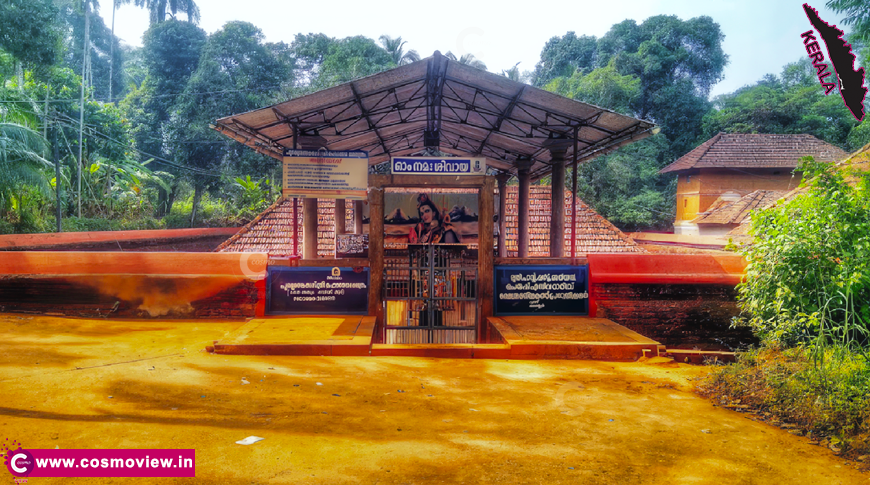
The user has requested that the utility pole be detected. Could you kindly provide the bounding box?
[54,121,62,232]
[78,0,90,218]
[108,0,116,104]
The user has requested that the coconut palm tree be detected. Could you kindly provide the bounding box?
[108,0,133,103]
[0,118,53,229]
[133,0,200,24]
[444,51,487,71]
[501,62,522,81]
[379,35,420,66]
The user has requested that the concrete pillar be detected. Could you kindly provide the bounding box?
[545,139,571,258]
[496,173,511,258]
[297,134,328,260]
[335,199,346,235]
[353,200,364,234]
[516,157,533,258]
[303,198,318,259]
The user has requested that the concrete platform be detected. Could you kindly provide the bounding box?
[212,315,375,356]
[215,314,663,361]
[486,316,664,361]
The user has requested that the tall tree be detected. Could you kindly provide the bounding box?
[598,15,727,156]
[133,0,200,24]
[0,0,62,72]
[169,21,292,225]
[58,0,126,102]
[703,58,857,149]
[444,51,486,70]
[545,61,640,114]
[108,0,134,103]
[120,19,206,215]
[314,36,393,88]
[532,32,598,87]
[537,15,727,230]
[379,35,420,66]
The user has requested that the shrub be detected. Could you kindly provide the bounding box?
[737,157,870,347]
[164,191,236,228]
[701,343,870,455]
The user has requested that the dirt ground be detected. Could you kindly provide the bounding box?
[0,314,866,484]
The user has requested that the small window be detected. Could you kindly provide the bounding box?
[684,199,687,208]
[686,175,691,182]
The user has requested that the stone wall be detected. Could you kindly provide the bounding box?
[0,252,267,319]
[588,254,756,350]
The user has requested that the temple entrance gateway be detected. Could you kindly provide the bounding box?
[380,186,481,344]
[212,52,658,349]
[384,244,477,344]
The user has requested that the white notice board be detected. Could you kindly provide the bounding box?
[283,149,368,199]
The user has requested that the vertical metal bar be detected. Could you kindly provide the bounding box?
[292,124,298,257]
[293,198,298,256]
[428,245,434,343]
[571,126,579,259]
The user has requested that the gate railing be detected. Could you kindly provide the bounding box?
[384,244,477,344]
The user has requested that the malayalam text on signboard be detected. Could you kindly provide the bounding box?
[391,157,486,176]
[494,265,588,315]
[283,149,368,199]
[267,266,370,315]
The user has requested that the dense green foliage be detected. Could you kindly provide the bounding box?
[0,7,867,234]
[702,344,870,455]
[737,157,870,347]
[703,59,860,149]
[707,154,870,458]
[538,15,728,229]
[0,0,62,70]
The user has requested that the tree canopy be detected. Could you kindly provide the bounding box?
[0,0,62,70]
[703,58,859,149]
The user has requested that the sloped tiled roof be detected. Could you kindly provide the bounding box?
[660,133,848,174]
[728,145,870,236]
[692,190,788,225]
[502,186,642,254]
[216,186,643,255]
[214,198,354,257]
[214,197,301,256]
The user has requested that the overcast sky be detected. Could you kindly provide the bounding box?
[98,0,847,98]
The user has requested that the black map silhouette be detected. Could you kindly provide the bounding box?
[804,3,867,121]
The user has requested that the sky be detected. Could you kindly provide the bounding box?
[98,0,848,98]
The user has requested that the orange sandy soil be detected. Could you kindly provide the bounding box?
[0,314,864,484]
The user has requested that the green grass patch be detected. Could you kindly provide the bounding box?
[699,344,870,457]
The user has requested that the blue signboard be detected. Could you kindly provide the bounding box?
[494,265,589,315]
[391,157,486,175]
[267,266,370,315]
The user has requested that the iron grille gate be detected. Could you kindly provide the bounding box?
[384,244,478,344]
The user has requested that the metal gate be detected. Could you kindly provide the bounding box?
[384,244,478,344]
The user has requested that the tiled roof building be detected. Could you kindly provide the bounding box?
[729,144,870,238]
[661,133,847,235]
[690,190,788,236]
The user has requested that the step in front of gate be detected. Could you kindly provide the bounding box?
[370,344,511,359]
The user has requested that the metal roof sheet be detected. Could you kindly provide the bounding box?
[214,52,656,179]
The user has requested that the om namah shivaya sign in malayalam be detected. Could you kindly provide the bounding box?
[390,157,486,176]
[283,149,368,199]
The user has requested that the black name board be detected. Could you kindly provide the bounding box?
[267,267,370,315]
[494,265,588,315]
[335,234,369,258]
